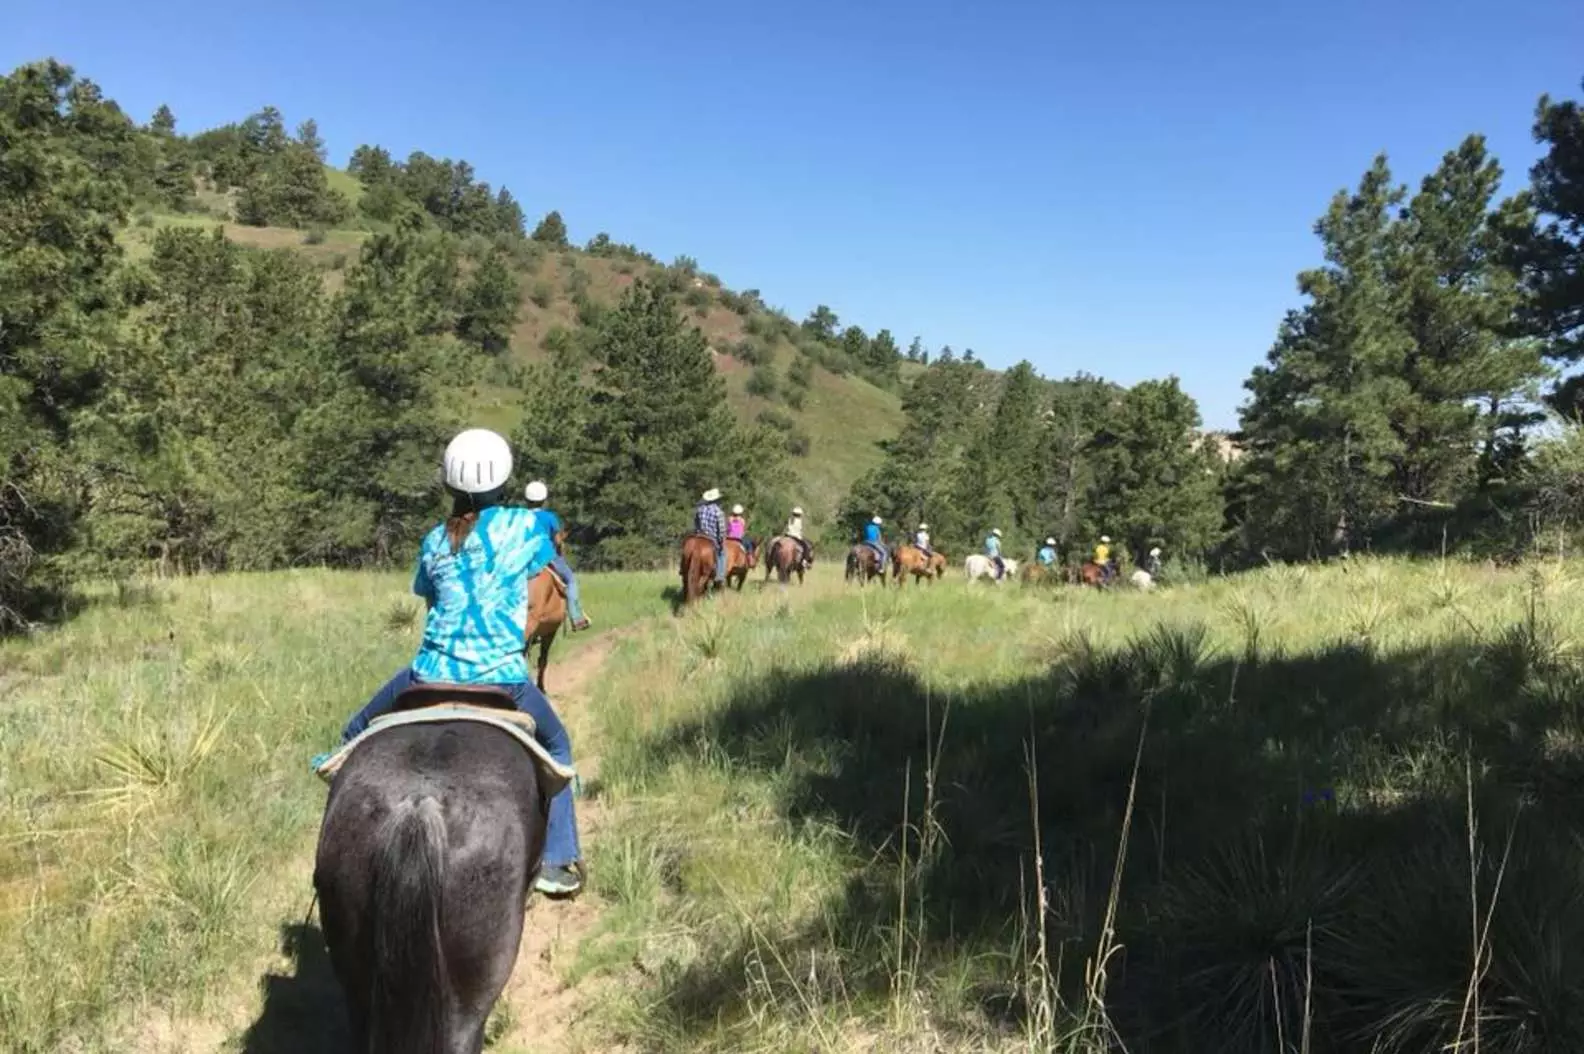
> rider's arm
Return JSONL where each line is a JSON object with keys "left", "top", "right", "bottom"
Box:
{"left": 412, "top": 550, "right": 436, "bottom": 610}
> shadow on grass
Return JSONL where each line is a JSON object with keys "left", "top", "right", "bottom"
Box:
{"left": 238, "top": 923, "right": 350, "bottom": 1054}
{"left": 630, "top": 613, "right": 1584, "bottom": 1053}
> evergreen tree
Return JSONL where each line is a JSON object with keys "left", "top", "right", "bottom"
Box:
{"left": 802, "top": 305, "right": 839, "bottom": 343}
{"left": 1511, "top": 82, "right": 1584, "bottom": 378}
{"left": 296, "top": 118, "right": 326, "bottom": 162}
{"left": 293, "top": 225, "right": 452, "bottom": 562}
{"left": 456, "top": 249, "right": 521, "bottom": 355}
{"left": 531, "top": 279, "right": 786, "bottom": 566}
{"left": 149, "top": 103, "right": 176, "bottom": 136}
{"left": 1086, "top": 378, "right": 1223, "bottom": 559}
{"left": 531, "top": 209, "right": 569, "bottom": 246}
{"left": 1236, "top": 157, "right": 1412, "bottom": 558}
{"left": 0, "top": 61, "right": 134, "bottom": 626}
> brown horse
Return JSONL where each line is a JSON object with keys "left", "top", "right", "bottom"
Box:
{"left": 845, "top": 544, "right": 887, "bottom": 587}
{"left": 1079, "top": 560, "right": 1111, "bottom": 589}
{"left": 763, "top": 535, "right": 812, "bottom": 585}
{"left": 725, "top": 538, "right": 759, "bottom": 590}
{"left": 892, "top": 544, "right": 945, "bottom": 587}
{"left": 523, "top": 565, "right": 565, "bottom": 692}
{"left": 679, "top": 534, "right": 719, "bottom": 606}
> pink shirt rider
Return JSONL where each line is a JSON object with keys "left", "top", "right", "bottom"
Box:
{"left": 728, "top": 515, "right": 747, "bottom": 540}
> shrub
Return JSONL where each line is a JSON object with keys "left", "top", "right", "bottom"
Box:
{"left": 303, "top": 226, "right": 328, "bottom": 245}
{"left": 746, "top": 363, "right": 778, "bottom": 399}
{"left": 732, "top": 338, "right": 770, "bottom": 366}
{"left": 529, "top": 280, "right": 554, "bottom": 309}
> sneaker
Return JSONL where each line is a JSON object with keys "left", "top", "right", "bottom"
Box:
{"left": 309, "top": 751, "right": 334, "bottom": 773}
{"left": 534, "top": 863, "right": 584, "bottom": 898}
{"left": 571, "top": 616, "right": 591, "bottom": 632}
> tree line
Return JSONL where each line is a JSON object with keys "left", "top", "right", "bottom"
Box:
{"left": 0, "top": 60, "right": 781, "bottom": 628}
{"left": 1231, "top": 82, "right": 1584, "bottom": 561}
{"left": 840, "top": 358, "right": 1223, "bottom": 567}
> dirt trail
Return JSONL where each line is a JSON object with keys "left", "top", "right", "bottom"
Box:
{"left": 124, "top": 626, "right": 634, "bottom": 1054}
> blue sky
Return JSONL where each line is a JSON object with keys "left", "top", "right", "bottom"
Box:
{"left": 7, "top": 0, "right": 1583, "bottom": 428}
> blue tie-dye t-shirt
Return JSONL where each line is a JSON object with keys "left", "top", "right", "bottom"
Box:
{"left": 409, "top": 506, "right": 556, "bottom": 684}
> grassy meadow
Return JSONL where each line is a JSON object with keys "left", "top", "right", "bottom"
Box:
{"left": 6, "top": 558, "right": 1584, "bottom": 1052}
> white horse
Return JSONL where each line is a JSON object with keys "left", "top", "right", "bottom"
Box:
{"left": 965, "top": 554, "right": 1019, "bottom": 584}
{"left": 1129, "top": 569, "right": 1155, "bottom": 591}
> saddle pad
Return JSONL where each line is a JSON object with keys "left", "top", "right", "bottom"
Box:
{"left": 314, "top": 704, "right": 576, "bottom": 797}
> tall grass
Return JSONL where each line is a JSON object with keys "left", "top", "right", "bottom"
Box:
{"left": 577, "top": 558, "right": 1584, "bottom": 1052}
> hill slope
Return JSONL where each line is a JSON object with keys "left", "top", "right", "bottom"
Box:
{"left": 120, "top": 189, "right": 905, "bottom": 519}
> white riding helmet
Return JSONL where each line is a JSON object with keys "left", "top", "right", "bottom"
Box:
{"left": 872, "top": 516, "right": 883, "bottom": 525}
{"left": 1150, "top": 546, "right": 1161, "bottom": 556}
{"left": 703, "top": 488, "right": 722, "bottom": 502}
{"left": 1046, "top": 537, "right": 1056, "bottom": 546}
{"left": 791, "top": 506, "right": 804, "bottom": 515}
{"left": 918, "top": 523, "right": 929, "bottom": 531}
{"left": 524, "top": 480, "right": 549, "bottom": 503}
{"left": 992, "top": 528, "right": 1003, "bottom": 537}
{"left": 443, "top": 429, "right": 512, "bottom": 495}
{"left": 1101, "top": 535, "right": 1111, "bottom": 543}
{"left": 732, "top": 504, "right": 744, "bottom": 515}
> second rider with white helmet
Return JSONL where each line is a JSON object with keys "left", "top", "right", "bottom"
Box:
{"left": 523, "top": 478, "right": 591, "bottom": 632}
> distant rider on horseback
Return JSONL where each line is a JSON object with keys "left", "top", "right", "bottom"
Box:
{"left": 695, "top": 488, "right": 727, "bottom": 586}
{"left": 729, "top": 504, "right": 754, "bottom": 559}
{"left": 785, "top": 505, "right": 812, "bottom": 566}
{"left": 318, "top": 428, "right": 584, "bottom": 897}
{"left": 524, "top": 480, "right": 591, "bottom": 632}
{"left": 914, "top": 522, "right": 933, "bottom": 559}
{"left": 1145, "top": 545, "right": 1163, "bottom": 579}
{"left": 863, "top": 515, "right": 888, "bottom": 571}
{"left": 1037, "top": 536, "right": 1058, "bottom": 567}
{"left": 985, "top": 528, "right": 1005, "bottom": 580}
{"left": 1095, "top": 534, "right": 1115, "bottom": 584}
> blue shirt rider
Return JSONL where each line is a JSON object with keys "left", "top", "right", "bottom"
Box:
{"left": 694, "top": 488, "right": 728, "bottom": 585}
{"left": 914, "top": 523, "right": 932, "bottom": 557}
{"left": 1037, "top": 537, "right": 1058, "bottom": 567}
{"left": 320, "top": 428, "right": 584, "bottom": 898}
{"left": 985, "top": 528, "right": 1005, "bottom": 579}
{"left": 863, "top": 515, "right": 888, "bottom": 569}
{"left": 524, "top": 479, "right": 590, "bottom": 632}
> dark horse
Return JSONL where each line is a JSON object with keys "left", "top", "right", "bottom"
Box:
{"left": 314, "top": 686, "right": 550, "bottom": 1054}
{"left": 845, "top": 544, "right": 887, "bottom": 587}
{"left": 762, "top": 535, "right": 812, "bottom": 585}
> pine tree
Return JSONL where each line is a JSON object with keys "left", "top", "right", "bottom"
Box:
{"left": 456, "top": 249, "right": 521, "bottom": 355}
{"left": 0, "top": 61, "right": 134, "bottom": 625}
{"left": 292, "top": 225, "right": 452, "bottom": 562}
{"left": 531, "top": 209, "right": 569, "bottom": 246}
{"left": 1511, "top": 82, "right": 1584, "bottom": 375}
{"left": 150, "top": 103, "right": 176, "bottom": 136}
{"left": 296, "top": 118, "right": 326, "bottom": 162}
{"left": 1236, "top": 156, "right": 1412, "bottom": 557}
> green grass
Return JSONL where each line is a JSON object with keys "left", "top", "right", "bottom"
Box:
{"left": 0, "top": 568, "right": 663, "bottom": 1053}
{"left": 574, "top": 558, "right": 1584, "bottom": 1052}
{"left": 29, "top": 551, "right": 1573, "bottom": 1053}
{"left": 323, "top": 165, "right": 364, "bottom": 208}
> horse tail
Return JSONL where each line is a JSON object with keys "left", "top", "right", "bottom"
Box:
{"left": 371, "top": 796, "right": 449, "bottom": 1054}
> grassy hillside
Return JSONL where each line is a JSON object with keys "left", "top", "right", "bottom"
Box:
{"left": 9, "top": 558, "right": 1584, "bottom": 1052}
{"left": 119, "top": 173, "right": 905, "bottom": 521}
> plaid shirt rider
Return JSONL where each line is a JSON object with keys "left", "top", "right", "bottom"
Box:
{"left": 694, "top": 501, "right": 725, "bottom": 544}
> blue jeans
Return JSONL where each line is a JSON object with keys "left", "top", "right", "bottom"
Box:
{"left": 550, "top": 553, "right": 585, "bottom": 623}
{"left": 714, "top": 540, "right": 727, "bottom": 583}
{"left": 867, "top": 541, "right": 887, "bottom": 568}
{"left": 343, "top": 668, "right": 582, "bottom": 869}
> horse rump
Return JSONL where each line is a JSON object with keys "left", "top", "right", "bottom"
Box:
{"left": 316, "top": 723, "right": 544, "bottom": 1054}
